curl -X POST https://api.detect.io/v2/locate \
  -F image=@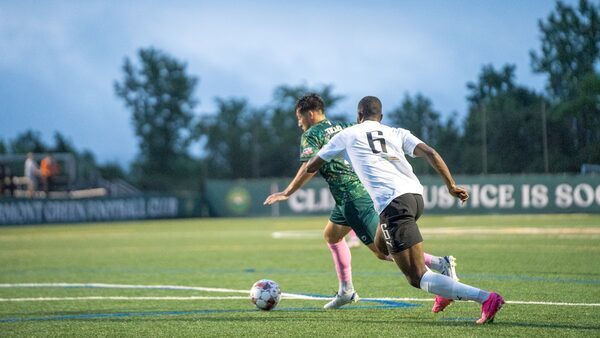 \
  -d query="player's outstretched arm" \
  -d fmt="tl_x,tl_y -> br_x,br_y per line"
413,143 -> 469,203
263,162 -> 317,205
306,156 -> 326,174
